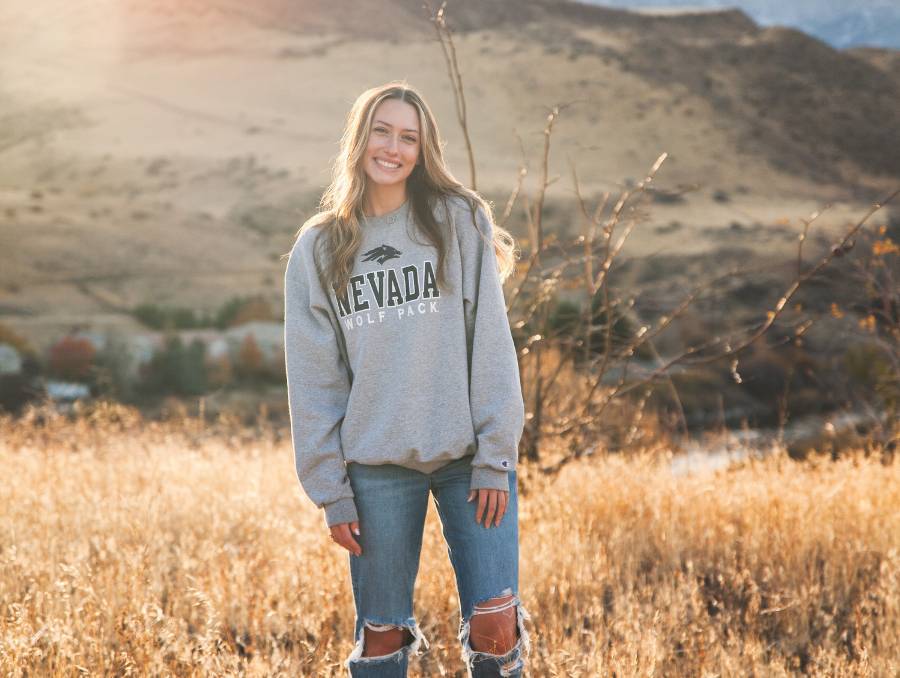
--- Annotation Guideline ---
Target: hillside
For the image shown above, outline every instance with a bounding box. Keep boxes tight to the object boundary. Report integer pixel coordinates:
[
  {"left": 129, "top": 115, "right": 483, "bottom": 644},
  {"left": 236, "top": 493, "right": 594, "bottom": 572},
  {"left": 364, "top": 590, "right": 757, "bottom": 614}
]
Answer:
[
  {"left": 1, "top": 0, "right": 898, "bottom": 338},
  {"left": 588, "top": 0, "right": 900, "bottom": 50},
  {"left": 847, "top": 46, "right": 900, "bottom": 86}
]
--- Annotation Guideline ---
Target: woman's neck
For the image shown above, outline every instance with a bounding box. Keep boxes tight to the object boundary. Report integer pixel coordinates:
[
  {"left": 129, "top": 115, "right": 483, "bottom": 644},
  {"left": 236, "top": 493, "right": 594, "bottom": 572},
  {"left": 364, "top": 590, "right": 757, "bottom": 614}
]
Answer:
[{"left": 363, "top": 184, "right": 408, "bottom": 218}]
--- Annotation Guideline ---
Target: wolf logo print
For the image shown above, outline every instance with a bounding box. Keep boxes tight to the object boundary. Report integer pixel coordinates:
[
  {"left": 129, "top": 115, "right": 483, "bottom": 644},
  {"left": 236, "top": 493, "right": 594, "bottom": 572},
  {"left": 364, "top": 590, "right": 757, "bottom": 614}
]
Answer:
[{"left": 362, "top": 244, "right": 402, "bottom": 264}]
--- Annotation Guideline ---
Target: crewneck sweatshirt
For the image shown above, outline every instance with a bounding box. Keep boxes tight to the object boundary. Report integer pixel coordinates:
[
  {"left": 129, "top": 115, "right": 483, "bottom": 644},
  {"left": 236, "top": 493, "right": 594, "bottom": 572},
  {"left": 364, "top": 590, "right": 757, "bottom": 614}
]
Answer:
[{"left": 283, "top": 194, "right": 525, "bottom": 528}]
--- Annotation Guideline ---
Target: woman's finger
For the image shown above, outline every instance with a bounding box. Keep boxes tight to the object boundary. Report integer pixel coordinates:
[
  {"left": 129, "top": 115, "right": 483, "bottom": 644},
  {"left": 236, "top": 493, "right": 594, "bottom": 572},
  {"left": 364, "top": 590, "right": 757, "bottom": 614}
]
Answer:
[
  {"left": 348, "top": 521, "right": 362, "bottom": 556},
  {"left": 482, "top": 491, "right": 498, "bottom": 528},
  {"left": 494, "top": 491, "right": 508, "bottom": 527},
  {"left": 474, "top": 490, "right": 486, "bottom": 524}
]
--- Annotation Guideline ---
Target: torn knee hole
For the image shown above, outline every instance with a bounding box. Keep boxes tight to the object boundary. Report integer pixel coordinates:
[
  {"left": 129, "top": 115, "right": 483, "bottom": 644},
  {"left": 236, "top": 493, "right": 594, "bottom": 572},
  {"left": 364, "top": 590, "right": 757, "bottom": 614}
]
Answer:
[
  {"left": 460, "top": 591, "right": 533, "bottom": 668},
  {"left": 346, "top": 619, "right": 430, "bottom": 665},
  {"left": 468, "top": 595, "right": 521, "bottom": 655},
  {"left": 362, "top": 623, "right": 414, "bottom": 656}
]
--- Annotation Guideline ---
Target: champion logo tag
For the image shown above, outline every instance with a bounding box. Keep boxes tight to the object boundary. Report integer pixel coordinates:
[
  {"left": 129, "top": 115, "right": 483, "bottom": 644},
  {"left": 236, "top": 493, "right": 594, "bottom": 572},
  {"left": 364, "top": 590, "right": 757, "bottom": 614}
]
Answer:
[{"left": 501, "top": 460, "right": 509, "bottom": 468}]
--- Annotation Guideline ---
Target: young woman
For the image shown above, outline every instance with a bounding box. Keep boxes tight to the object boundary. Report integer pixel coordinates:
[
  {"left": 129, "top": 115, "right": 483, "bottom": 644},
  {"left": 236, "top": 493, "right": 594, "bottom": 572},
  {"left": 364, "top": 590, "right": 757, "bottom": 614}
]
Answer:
[{"left": 283, "top": 81, "right": 532, "bottom": 677}]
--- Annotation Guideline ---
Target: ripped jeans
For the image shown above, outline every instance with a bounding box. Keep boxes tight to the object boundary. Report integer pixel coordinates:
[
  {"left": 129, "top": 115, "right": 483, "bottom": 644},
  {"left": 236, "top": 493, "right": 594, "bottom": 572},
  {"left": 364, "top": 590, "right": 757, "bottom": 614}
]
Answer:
[{"left": 344, "top": 453, "right": 532, "bottom": 677}]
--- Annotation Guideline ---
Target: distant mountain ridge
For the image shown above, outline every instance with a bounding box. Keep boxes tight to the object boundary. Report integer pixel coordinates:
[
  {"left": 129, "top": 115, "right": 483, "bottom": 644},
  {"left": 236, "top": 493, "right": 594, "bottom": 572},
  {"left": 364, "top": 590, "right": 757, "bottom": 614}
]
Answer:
[{"left": 585, "top": 0, "right": 900, "bottom": 49}]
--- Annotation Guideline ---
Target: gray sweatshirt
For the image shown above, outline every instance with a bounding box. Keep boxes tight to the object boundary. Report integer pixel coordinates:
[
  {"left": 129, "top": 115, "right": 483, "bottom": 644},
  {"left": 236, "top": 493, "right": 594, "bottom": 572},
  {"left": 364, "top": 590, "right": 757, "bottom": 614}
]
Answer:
[{"left": 283, "top": 194, "right": 525, "bottom": 527}]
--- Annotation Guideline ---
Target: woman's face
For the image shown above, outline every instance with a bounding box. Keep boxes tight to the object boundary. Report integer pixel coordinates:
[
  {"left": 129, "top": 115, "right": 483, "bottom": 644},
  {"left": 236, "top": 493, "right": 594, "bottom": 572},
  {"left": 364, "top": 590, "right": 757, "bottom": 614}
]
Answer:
[{"left": 362, "top": 98, "right": 421, "bottom": 190}]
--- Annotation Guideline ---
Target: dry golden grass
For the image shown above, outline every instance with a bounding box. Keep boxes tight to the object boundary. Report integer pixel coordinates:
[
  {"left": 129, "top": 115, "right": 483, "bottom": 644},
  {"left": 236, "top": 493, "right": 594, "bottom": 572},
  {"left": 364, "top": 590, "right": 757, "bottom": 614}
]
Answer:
[{"left": 0, "top": 401, "right": 897, "bottom": 676}]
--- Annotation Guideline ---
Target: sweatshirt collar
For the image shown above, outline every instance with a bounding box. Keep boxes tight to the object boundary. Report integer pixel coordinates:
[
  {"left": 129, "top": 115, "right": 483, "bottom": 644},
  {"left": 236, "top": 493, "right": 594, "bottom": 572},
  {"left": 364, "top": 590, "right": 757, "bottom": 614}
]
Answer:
[{"left": 360, "top": 198, "right": 410, "bottom": 229}]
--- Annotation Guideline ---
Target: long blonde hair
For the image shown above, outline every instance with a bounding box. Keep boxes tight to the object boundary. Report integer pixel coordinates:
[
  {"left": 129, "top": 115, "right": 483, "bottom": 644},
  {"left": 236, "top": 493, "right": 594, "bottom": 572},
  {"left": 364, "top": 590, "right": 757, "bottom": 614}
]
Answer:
[{"left": 292, "top": 80, "right": 517, "bottom": 297}]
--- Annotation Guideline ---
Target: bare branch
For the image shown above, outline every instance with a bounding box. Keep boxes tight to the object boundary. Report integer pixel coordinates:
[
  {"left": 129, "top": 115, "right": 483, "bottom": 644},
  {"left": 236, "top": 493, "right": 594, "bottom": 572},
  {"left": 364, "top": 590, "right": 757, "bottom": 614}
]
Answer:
[{"left": 426, "top": 2, "right": 477, "bottom": 189}]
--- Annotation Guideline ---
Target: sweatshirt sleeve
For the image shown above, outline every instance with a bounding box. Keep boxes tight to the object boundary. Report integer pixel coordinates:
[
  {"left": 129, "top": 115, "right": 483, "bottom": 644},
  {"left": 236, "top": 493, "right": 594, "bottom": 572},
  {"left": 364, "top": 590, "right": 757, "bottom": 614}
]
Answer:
[
  {"left": 457, "top": 200, "right": 526, "bottom": 493},
  {"left": 283, "top": 229, "right": 359, "bottom": 528}
]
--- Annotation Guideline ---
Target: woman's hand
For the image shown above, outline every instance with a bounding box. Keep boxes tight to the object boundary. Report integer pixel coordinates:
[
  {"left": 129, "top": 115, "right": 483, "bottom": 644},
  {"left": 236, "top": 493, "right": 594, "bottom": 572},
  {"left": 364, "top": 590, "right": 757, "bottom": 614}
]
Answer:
[
  {"left": 467, "top": 489, "right": 509, "bottom": 528},
  {"left": 330, "top": 521, "right": 362, "bottom": 556}
]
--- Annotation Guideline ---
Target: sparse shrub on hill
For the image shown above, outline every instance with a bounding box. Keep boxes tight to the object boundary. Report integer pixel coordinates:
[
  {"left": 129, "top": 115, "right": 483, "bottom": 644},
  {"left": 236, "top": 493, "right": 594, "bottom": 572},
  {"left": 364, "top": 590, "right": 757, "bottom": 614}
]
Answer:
[
  {"left": 92, "top": 331, "right": 137, "bottom": 401},
  {"left": 234, "top": 334, "right": 266, "bottom": 384},
  {"left": 0, "top": 354, "right": 42, "bottom": 414},
  {"left": 213, "top": 297, "right": 246, "bottom": 329},
  {"left": 233, "top": 203, "right": 302, "bottom": 237},
  {"left": 886, "top": 210, "right": 900, "bottom": 241},
  {"left": 228, "top": 297, "right": 276, "bottom": 327},
  {"left": 132, "top": 303, "right": 166, "bottom": 329},
  {"left": 532, "top": 293, "right": 653, "bottom": 367},
  {"left": 797, "top": 210, "right": 900, "bottom": 422},
  {"left": 738, "top": 340, "right": 829, "bottom": 420},
  {"left": 0, "top": 324, "right": 43, "bottom": 413},
  {"left": 587, "top": 292, "right": 654, "bottom": 362},
  {"left": 845, "top": 343, "right": 898, "bottom": 415},
  {"left": 731, "top": 278, "right": 778, "bottom": 307},
  {"left": 649, "top": 187, "right": 686, "bottom": 204},
  {"left": 547, "top": 298, "right": 581, "bottom": 338},
  {"left": 132, "top": 303, "right": 210, "bottom": 330},
  {"left": 231, "top": 333, "right": 285, "bottom": 386},
  {"left": 138, "top": 335, "right": 207, "bottom": 396},
  {"left": 648, "top": 363, "right": 748, "bottom": 429},
  {"left": 214, "top": 295, "right": 276, "bottom": 329},
  {"left": 652, "top": 221, "right": 683, "bottom": 237},
  {"left": 132, "top": 295, "right": 276, "bottom": 331},
  {"left": 205, "top": 353, "right": 233, "bottom": 389}
]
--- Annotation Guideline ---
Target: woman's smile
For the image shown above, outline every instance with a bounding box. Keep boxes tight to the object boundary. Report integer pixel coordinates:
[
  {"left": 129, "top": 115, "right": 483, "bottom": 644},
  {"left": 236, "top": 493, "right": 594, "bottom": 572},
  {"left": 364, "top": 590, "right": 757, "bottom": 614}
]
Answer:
[{"left": 374, "top": 157, "right": 402, "bottom": 170}]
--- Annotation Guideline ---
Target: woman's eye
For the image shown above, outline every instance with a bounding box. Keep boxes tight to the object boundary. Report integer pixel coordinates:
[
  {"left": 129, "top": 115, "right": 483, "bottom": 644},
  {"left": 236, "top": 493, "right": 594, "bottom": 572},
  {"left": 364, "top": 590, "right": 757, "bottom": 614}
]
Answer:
[{"left": 404, "top": 136, "right": 417, "bottom": 143}]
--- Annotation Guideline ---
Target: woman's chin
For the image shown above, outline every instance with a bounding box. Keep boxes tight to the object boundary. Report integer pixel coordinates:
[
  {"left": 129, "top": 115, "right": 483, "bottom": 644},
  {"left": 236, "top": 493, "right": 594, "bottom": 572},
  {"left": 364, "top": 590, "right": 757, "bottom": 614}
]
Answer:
[{"left": 365, "top": 171, "right": 410, "bottom": 187}]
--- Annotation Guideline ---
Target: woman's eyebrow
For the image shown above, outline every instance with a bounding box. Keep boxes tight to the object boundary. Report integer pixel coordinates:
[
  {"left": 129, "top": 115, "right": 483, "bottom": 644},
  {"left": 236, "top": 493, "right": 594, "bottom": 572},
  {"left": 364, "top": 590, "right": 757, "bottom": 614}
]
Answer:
[{"left": 373, "top": 119, "right": 419, "bottom": 133}]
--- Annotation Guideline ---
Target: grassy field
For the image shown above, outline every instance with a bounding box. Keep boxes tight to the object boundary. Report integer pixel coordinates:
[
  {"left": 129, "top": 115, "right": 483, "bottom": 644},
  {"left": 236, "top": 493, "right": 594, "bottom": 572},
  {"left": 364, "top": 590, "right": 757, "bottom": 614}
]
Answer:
[{"left": 0, "top": 401, "right": 897, "bottom": 676}]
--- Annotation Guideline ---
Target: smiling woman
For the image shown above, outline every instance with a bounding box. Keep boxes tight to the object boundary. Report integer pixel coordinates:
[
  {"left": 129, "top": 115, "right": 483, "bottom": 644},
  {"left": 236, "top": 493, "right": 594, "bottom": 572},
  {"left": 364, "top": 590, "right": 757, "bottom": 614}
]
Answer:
[{"left": 283, "top": 81, "right": 531, "bottom": 677}]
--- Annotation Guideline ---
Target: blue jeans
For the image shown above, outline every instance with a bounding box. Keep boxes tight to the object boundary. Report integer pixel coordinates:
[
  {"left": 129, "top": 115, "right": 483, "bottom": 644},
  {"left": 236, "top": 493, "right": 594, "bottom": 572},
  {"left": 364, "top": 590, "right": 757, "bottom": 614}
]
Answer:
[{"left": 343, "top": 454, "right": 532, "bottom": 677}]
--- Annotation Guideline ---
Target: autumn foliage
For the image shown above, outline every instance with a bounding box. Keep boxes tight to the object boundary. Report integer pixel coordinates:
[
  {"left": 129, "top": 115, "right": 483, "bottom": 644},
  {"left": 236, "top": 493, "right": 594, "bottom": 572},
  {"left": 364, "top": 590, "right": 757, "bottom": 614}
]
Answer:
[{"left": 47, "top": 336, "right": 96, "bottom": 380}]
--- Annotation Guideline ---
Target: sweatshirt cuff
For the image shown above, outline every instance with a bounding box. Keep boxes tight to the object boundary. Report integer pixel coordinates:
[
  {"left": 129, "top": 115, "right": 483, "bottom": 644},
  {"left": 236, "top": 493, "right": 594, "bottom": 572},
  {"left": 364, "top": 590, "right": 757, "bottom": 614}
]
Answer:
[
  {"left": 323, "top": 497, "right": 359, "bottom": 528},
  {"left": 469, "top": 466, "right": 510, "bottom": 492}
]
